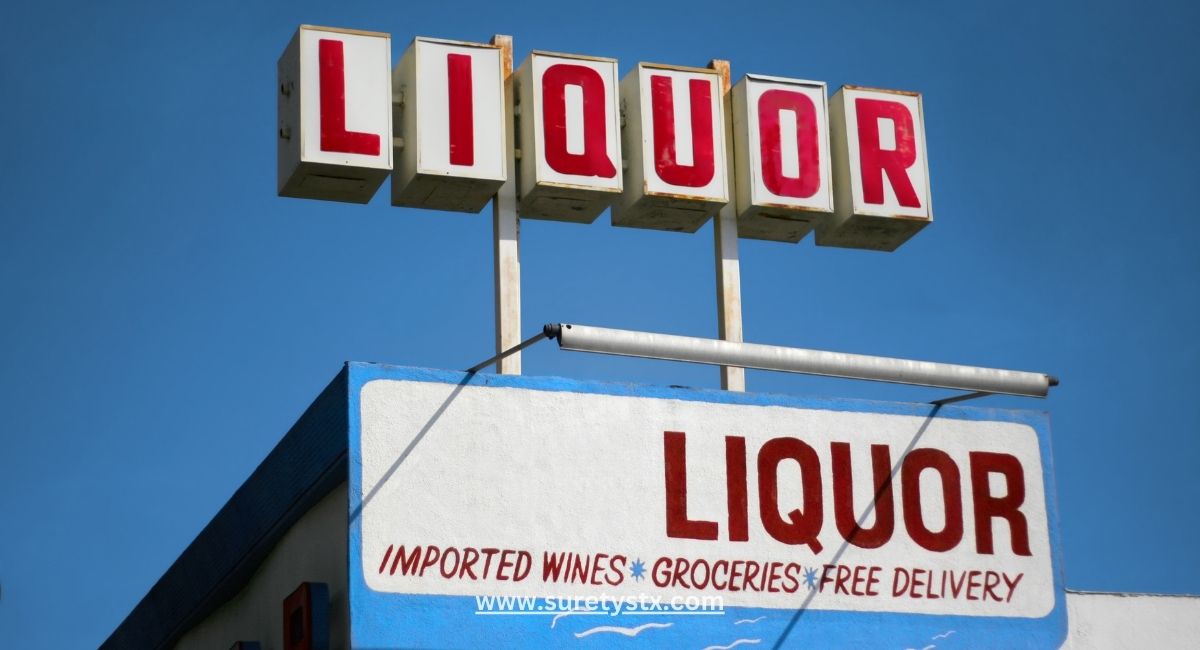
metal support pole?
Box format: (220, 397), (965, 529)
(547, 323), (1058, 398)
(491, 35), (521, 375)
(709, 59), (746, 392)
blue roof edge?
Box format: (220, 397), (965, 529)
(101, 365), (351, 649)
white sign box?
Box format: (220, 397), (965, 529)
(516, 52), (623, 223)
(276, 27), (938, 252)
(391, 38), (507, 213)
(818, 86), (932, 251)
(277, 26), (392, 204)
(348, 368), (1066, 647)
(732, 74), (833, 243)
(613, 63), (728, 233)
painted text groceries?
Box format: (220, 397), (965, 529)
(376, 545), (1024, 604)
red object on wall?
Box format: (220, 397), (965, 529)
(282, 582), (330, 650)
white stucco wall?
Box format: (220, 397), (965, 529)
(1065, 590), (1200, 649)
(175, 483), (349, 650)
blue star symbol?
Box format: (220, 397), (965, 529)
(803, 567), (819, 591)
(630, 559), (646, 582)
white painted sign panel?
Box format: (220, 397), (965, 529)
(348, 367), (1065, 647)
(360, 379), (1053, 616)
(732, 74), (833, 243)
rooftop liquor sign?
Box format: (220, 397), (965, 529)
(278, 26), (932, 251)
(347, 365), (1067, 648)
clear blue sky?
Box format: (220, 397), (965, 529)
(2, 0), (1197, 646)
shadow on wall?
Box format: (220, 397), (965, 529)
(769, 403), (944, 649)
(349, 374), (474, 525)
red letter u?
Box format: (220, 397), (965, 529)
(651, 75), (715, 187)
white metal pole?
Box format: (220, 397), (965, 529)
(491, 35), (521, 375)
(709, 59), (746, 392)
(548, 323), (1057, 397)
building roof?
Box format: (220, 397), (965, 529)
(103, 367), (349, 649)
